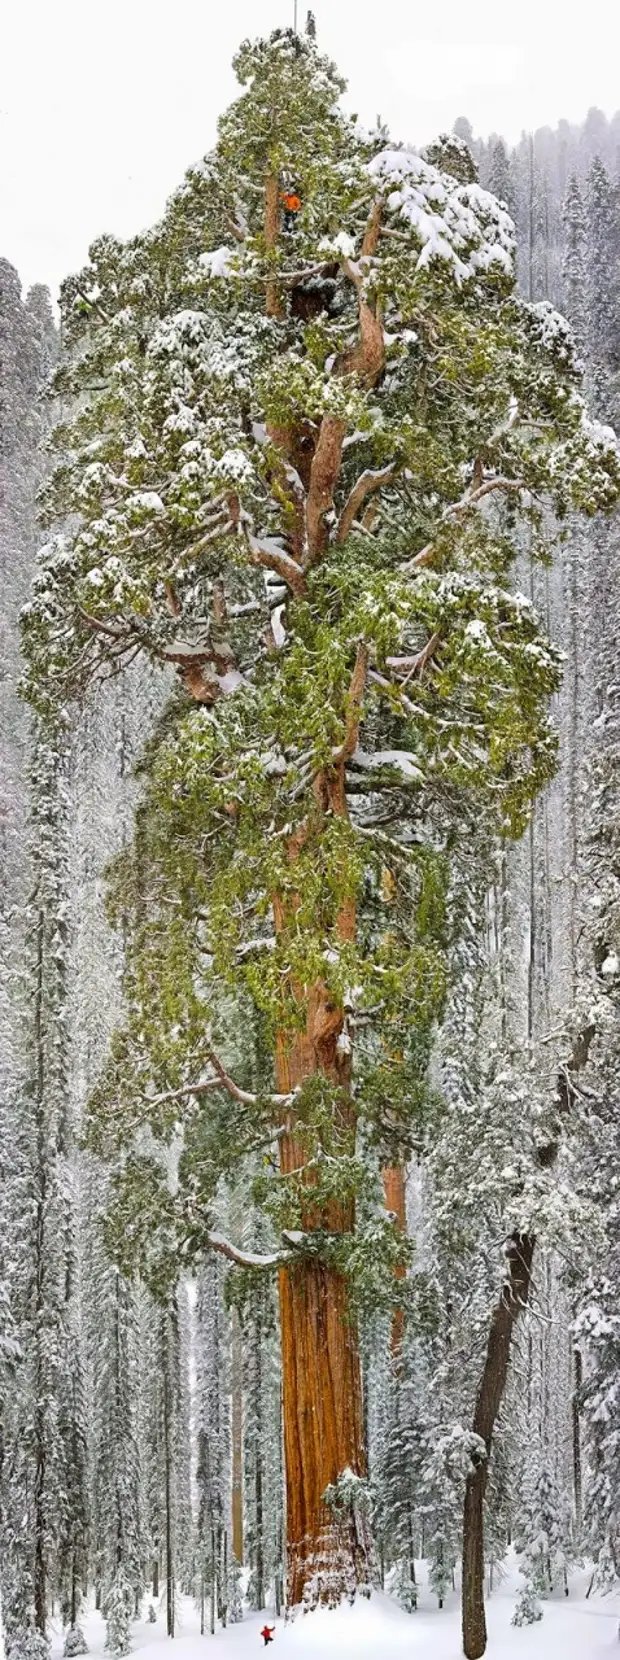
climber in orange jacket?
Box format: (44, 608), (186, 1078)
(281, 187), (302, 230)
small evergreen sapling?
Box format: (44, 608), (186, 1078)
(104, 1569), (134, 1658)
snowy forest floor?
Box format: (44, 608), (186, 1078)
(31, 1564), (620, 1660)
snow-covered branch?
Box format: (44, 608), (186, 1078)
(206, 1233), (293, 1270)
(335, 462), (399, 546)
(142, 1048), (294, 1112)
(408, 476), (526, 571)
(385, 631), (442, 680)
(246, 531), (307, 598)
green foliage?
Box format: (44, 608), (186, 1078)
(22, 27), (620, 1304)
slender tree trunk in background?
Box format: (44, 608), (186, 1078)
(162, 1311), (175, 1639)
(407, 1509), (417, 1607)
(462, 1233), (535, 1660)
(231, 1308), (244, 1566)
(221, 1532), (228, 1627)
(528, 135), (535, 301)
(382, 1165), (407, 1355)
(152, 1556), (159, 1600)
(255, 1309), (265, 1609)
(34, 907), (47, 1637)
(572, 1342), (583, 1534)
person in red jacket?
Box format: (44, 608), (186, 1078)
(260, 1626), (275, 1646)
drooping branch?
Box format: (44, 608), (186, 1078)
(77, 606), (127, 643)
(206, 1045), (295, 1109)
(385, 630), (442, 680)
(368, 668), (421, 719)
(408, 476), (526, 571)
(141, 1049), (295, 1112)
(143, 1076), (227, 1108)
(335, 461), (399, 546)
(206, 1232), (292, 1270)
(246, 529), (307, 598)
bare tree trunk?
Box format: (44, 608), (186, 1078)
(34, 908), (47, 1636)
(462, 1233), (535, 1660)
(572, 1342), (583, 1534)
(231, 1308), (244, 1566)
(255, 1307), (265, 1609)
(162, 1311), (175, 1639)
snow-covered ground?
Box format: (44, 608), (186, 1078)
(43, 1566), (620, 1660)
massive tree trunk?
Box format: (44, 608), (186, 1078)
(274, 761), (371, 1607)
(276, 1010), (370, 1606)
(462, 1232), (535, 1660)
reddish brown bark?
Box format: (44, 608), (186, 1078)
(265, 174), (284, 319)
(306, 416), (347, 565)
(276, 1007), (370, 1606)
(274, 760), (371, 1606)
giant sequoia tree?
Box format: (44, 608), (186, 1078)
(22, 28), (620, 1616)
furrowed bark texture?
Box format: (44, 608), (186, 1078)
(461, 1232), (535, 1659)
(276, 1021), (369, 1608)
(274, 765), (371, 1608)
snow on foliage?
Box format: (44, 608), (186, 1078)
(368, 148), (515, 280)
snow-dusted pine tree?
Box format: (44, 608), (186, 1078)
(20, 26), (620, 1625)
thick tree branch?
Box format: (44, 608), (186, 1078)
(77, 606), (127, 642)
(206, 1232), (292, 1270)
(340, 202), (385, 385)
(306, 415), (347, 565)
(246, 530), (307, 598)
(205, 1047), (294, 1109)
(264, 172), (285, 319)
(385, 631), (442, 681)
(142, 1049), (294, 1113)
(335, 462), (399, 546)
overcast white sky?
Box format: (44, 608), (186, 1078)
(2, 0), (619, 302)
